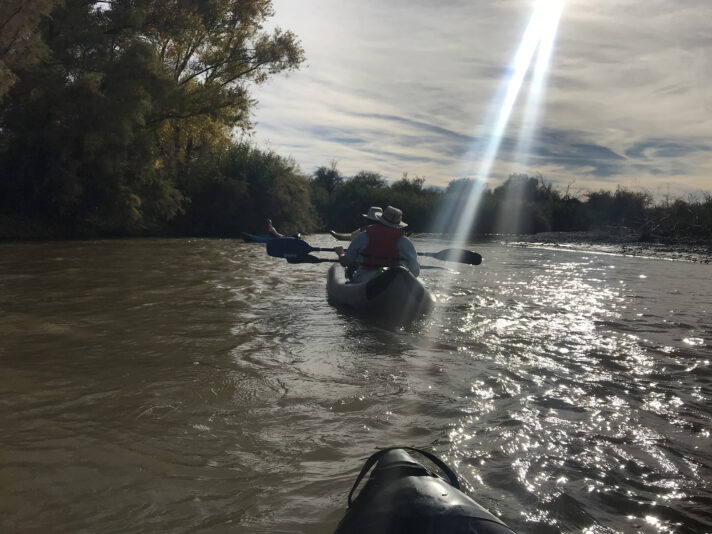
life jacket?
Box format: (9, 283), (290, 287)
(361, 224), (404, 270)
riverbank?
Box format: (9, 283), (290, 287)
(495, 229), (712, 263)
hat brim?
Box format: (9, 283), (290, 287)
(375, 213), (408, 228)
(361, 213), (380, 221)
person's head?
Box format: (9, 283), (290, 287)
(376, 206), (408, 228)
(361, 206), (382, 222)
(266, 218), (272, 226)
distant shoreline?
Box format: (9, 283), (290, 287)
(2, 230), (710, 264)
(494, 230), (711, 264)
(409, 228), (711, 263)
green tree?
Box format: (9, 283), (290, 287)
(172, 143), (318, 236)
(311, 162), (343, 194)
(0, 0), (305, 237)
(351, 170), (386, 188)
(309, 162), (343, 229)
(0, 0), (61, 103)
(390, 174), (425, 194)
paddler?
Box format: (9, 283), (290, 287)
(334, 206), (382, 241)
(359, 206), (382, 231)
(334, 205), (420, 281)
(266, 218), (283, 238)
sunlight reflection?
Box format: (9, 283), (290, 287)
(438, 253), (709, 532)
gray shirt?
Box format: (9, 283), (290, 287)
(344, 231), (420, 280)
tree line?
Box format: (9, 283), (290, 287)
(309, 169), (712, 241)
(1, 2), (709, 242)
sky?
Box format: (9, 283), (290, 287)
(250, 0), (712, 198)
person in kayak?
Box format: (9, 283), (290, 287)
(360, 206), (382, 230)
(266, 218), (283, 238)
(335, 205), (420, 281)
(331, 206), (382, 241)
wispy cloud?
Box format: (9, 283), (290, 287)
(252, 0), (712, 196)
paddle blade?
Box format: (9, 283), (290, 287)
(286, 254), (337, 264)
(427, 248), (482, 265)
(266, 237), (313, 259)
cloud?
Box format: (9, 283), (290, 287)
(251, 0), (712, 195)
(625, 140), (711, 159)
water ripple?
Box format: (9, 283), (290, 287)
(1, 238), (710, 533)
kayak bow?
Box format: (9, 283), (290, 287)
(330, 229), (359, 241)
(334, 447), (516, 534)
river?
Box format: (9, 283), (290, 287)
(1, 236), (710, 533)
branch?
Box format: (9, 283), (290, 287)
(0, 5), (23, 35)
(178, 53), (252, 86)
(146, 100), (239, 125)
(219, 59), (279, 87)
(174, 31), (206, 81)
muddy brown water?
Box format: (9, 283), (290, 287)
(1, 236), (710, 533)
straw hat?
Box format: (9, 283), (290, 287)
(376, 206), (408, 228)
(361, 206), (382, 222)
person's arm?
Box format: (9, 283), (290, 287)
(267, 222), (283, 238)
(335, 232), (368, 267)
(397, 237), (420, 277)
(333, 246), (349, 267)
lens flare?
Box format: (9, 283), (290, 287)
(430, 0), (565, 243)
(515, 0), (564, 167)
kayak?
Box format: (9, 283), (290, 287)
(334, 447), (516, 534)
(330, 229), (359, 241)
(241, 232), (300, 243)
(326, 264), (434, 322)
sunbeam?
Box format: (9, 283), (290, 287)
(498, 0), (564, 234)
(426, 0), (565, 331)
(515, 0), (564, 168)
(430, 0), (565, 245)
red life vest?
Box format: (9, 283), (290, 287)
(361, 225), (404, 270)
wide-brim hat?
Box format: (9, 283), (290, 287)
(376, 205), (408, 228)
(361, 206), (382, 222)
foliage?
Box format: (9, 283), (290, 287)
(0, 0), (62, 102)
(309, 169), (711, 244)
(171, 143), (317, 236)
(641, 193), (712, 240)
(586, 187), (652, 229)
(351, 171), (386, 189)
(0, 1), (707, 244)
(0, 0), (304, 237)
(314, 168), (440, 233)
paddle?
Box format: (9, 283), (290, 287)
(287, 254), (337, 264)
(267, 238), (482, 265)
(266, 238), (335, 260)
(285, 253), (448, 270)
(420, 249), (482, 265)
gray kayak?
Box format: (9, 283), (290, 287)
(333, 448), (516, 534)
(326, 264), (434, 322)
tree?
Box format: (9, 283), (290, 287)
(390, 174), (425, 193)
(311, 161), (343, 194)
(0, 0), (61, 103)
(0, 0), (305, 236)
(171, 143), (318, 236)
(351, 170), (386, 188)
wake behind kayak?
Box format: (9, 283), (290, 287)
(334, 447), (516, 534)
